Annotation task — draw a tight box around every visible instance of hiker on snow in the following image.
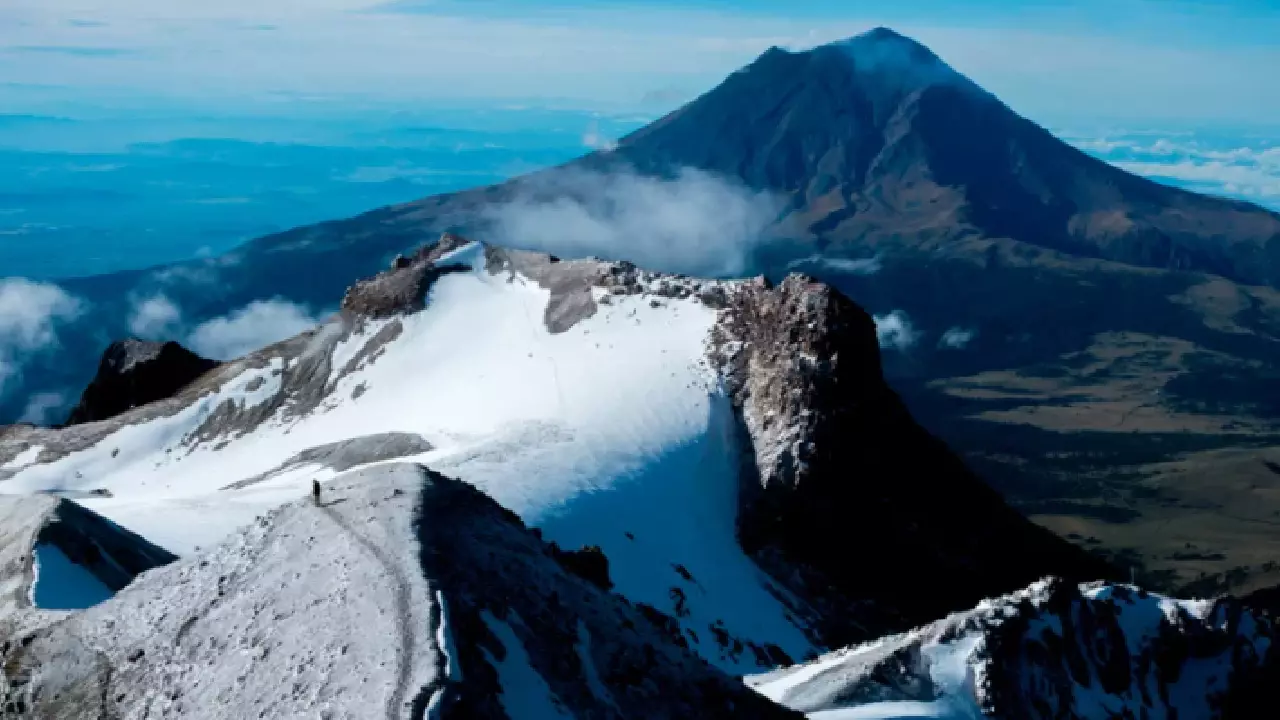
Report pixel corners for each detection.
[312,479,321,505]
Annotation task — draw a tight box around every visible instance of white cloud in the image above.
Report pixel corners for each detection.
[18,391,70,425]
[480,166,782,277]
[938,326,975,349]
[0,278,84,352]
[186,299,323,361]
[873,310,917,351]
[582,119,618,151]
[128,294,183,339]
[147,254,241,287]
[785,254,882,276]
[0,278,83,396]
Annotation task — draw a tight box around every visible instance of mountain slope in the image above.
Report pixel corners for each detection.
[1,235,1108,671]
[711,274,1112,639]
[748,578,1276,720]
[1,464,800,719]
[608,28,1280,286]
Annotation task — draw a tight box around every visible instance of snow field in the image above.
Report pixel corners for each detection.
[5,242,814,672]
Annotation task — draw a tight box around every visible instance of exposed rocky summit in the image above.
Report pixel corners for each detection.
[712,273,1116,644]
[340,231,473,317]
[3,235,1114,652]
[63,339,218,427]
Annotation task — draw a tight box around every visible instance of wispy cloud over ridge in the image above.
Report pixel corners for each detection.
[479,165,781,277]
[18,391,69,425]
[128,294,183,340]
[785,254,882,276]
[187,299,323,361]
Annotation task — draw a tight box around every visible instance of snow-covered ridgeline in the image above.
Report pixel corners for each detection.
[0,241,814,673]
[1,464,799,720]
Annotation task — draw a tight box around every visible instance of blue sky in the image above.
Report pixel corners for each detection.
[2,0,1279,128]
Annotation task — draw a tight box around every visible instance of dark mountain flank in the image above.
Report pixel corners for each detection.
[611,28,1280,285]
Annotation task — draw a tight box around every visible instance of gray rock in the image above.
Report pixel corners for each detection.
[0,464,801,719]
[222,432,434,490]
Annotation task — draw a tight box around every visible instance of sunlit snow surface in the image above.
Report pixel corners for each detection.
[3,242,814,672]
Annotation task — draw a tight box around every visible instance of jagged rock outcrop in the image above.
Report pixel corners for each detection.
[340,232,473,317]
[711,274,1116,645]
[748,577,1277,719]
[221,432,434,490]
[0,464,801,719]
[63,339,219,427]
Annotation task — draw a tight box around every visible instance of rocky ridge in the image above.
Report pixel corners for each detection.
[0,493,174,628]
[0,234,1113,647]
[749,577,1277,719]
[0,233,1272,718]
[711,273,1115,644]
[0,464,800,719]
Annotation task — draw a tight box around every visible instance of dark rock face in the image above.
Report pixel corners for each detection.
[710,274,1116,645]
[755,577,1277,719]
[547,543,613,591]
[981,581,1275,719]
[409,468,803,719]
[64,339,218,427]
